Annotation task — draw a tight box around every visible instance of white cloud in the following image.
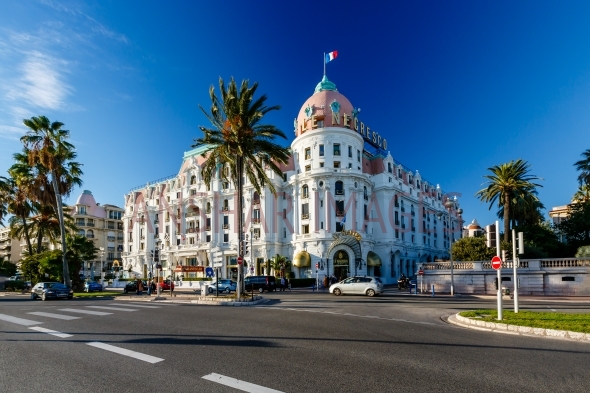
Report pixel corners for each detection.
[6,51,72,111]
[0,125,24,141]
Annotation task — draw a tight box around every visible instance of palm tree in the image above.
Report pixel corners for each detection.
[574,149,590,186]
[28,203,77,253]
[194,78,290,298]
[0,176,35,255]
[572,184,590,203]
[20,116,83,287]
[268,254,291,277]
[476,159,542,242]
[496,191,545,227]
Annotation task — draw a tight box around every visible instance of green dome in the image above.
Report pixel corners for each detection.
[314,75,337,93]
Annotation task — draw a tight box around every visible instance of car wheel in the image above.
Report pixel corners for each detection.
[225,288,230,294]
[31,293,36,300]
[258,288,264,293]
[123,288,128,294]
[333,288,342,296]
[367,289,376,297]
[99,288,103,292]
[41,293,47,301]
[208,287,213,294]
[67,295,73,300]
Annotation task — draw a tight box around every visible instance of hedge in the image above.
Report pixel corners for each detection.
[4,280,25,291]
[287,278,317,288]
[179,277,212,282]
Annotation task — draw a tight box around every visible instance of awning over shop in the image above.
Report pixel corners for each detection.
[367,251,382,266]
[293,251,311,267]
[174,266,205,273]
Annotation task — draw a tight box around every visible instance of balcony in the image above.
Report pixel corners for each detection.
[107,225,115,230]
[252,199,260,206]
[222,207,229,211]
[253,218,261,224]
[336,211,345,217]
[223,224,229,229]
[107,236,116,241]
[117,237,124,242]
[186,228,197,233]
[86,234,94,239]
[107,247,115,251]
[206,208,211,214]
[205,226,211,231]
[75,221,85,226]
[301,194,309,199]
[86,222,95,227]
[301,213,309,219]
[335,190,345,195]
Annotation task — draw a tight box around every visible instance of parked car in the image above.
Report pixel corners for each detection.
[208,279,237,294]
[159,280,175,291]
[84,281,103,292]
[123,280,148,294]
[329,276,383,297]
[244,275,276,293]
[31,282,73,301]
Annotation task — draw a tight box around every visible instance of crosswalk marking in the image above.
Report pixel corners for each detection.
[108,303,161,309]
[0,313,43,326]
[59,308,112,316]
[128,302,177,306]
[28,312,81,320]
[86,306,138,312]
[202,373,284,393]
[29,326,73,338]
[86,342,164,363]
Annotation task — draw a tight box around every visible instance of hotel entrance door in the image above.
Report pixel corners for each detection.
[332,250,350,281]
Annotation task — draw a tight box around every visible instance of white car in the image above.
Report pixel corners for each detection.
[329,276,384,297]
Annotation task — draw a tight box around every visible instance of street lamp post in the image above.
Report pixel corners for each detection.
[99,247,105,288]
[439,198,462,296]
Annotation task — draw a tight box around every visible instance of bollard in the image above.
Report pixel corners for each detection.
[431,284,435,297]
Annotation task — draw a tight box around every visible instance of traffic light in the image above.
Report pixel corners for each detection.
[486,224,496,248]
[242,234,249,256]
[493,277,499,290]
[150,250,154,259]
[154,249,159,262]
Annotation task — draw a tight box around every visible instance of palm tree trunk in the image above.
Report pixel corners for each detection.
[37,228,43,254]
[21,214,33,256]
[503,192,511,243]
[51,172,70,287]
[236,156,244,299]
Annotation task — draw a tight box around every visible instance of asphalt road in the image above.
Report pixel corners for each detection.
[1,291,590,393]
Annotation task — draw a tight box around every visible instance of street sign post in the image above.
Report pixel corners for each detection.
[491,255,502,270]
[213,262,223,268]
[418,269,424,293]
[315,262,319,269]
[237,257,243,265]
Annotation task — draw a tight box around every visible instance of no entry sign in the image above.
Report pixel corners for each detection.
[491,256,502,270]
[237,257,243,265]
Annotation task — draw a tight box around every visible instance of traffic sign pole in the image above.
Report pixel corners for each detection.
[496,220,503,321]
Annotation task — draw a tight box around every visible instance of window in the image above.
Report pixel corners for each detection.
[206,202,211,214]
[333,144,341,156]
[283,173,287,181]
[190,175,196,185]
[301,203,309,219]
[321,221,324,229]
[206,218,211,230]
[319,162,324,167]
[357,150,361,162]
[223,199,229,211]
[305,147,311,160]
[222,181,229,190]
[395,229,399,239]
[176,192,180,199]
[302,184,309,199]
[223,233,229,242]
[319,144,324,157]
[334,161,340,168]
[190,189,196,195]
[363,186,368,200]
[305,165,311,172]
[206,234,211,242]
[335,181,344,195]
[348,163,352,169]
[302,224,309,234]
[78,206,87,214]
[206,184,211,191]
[223,215,229,229]
[348,146,353,158]
[283,228,286,238]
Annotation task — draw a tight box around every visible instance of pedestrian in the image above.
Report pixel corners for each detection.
[136,279,140,295]
[280,276,286,291]
[287,278,292,291]
[138,279,143,296]
[147,279,152,296]
[323,275,329,290]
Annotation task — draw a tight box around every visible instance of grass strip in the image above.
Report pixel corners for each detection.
[73,292,124,298]
[459,309,590,333]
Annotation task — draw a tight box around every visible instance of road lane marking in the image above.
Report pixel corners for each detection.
[86,306,138,312]
[108,303,161,309]
[202,373,284,393]
[29,326,73,338]
[28,312,81,320]
[59,308,112,316]
[86,342,163,363]
[0,313,43,326]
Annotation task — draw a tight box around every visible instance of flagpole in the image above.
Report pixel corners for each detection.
[323,52,326,76]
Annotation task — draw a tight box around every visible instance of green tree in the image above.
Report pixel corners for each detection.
[572,184,590,203]
[0,256,18,277]
[20,250,63,285]
[557,200,590,251]
[574,149,590,186]
[194,78,290,297]
[20,116,83,287]
[66,234,98,290]
[268,254,291,277]
[476,159,542,242]
[451,237,496,261]
[0,175,35,255]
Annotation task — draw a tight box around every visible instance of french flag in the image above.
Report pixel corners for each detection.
[325,51,338,63]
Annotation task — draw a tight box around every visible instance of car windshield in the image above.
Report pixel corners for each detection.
[48,283,67,289]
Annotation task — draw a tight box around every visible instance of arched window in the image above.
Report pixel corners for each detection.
[388,162,392,173]
[206,202,211,214]
[335,181,344,196]
[190,175,196,185]
[394,194,398,207]
[78,229,85,236]
[86,229,94,239]
[253,191,260,204]
[223,199,229,211]
[302,185,309,199]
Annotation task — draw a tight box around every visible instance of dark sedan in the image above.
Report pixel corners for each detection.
[123,280,147,294]
[84,281,103,292]
[31,282,73,301]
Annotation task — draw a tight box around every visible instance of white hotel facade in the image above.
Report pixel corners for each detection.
[122,76,462,284]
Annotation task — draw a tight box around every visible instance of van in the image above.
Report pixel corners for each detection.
[244,276,277,293]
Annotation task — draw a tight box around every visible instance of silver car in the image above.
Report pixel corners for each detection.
[207,279,237,294]
[329,276,383,297]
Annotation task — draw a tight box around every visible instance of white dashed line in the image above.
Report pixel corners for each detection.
[0,313,43,326]
[86,306,138,312]
[59,308,112,316]
[108,303,161,309]
[86,342,163,363]
[202,373,284,393]
[29,326,73,338]
[28,312,81,320]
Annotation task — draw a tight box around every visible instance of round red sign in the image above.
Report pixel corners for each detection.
[491,256,502,270]
[418,269,424,276]
[237,257,243,265]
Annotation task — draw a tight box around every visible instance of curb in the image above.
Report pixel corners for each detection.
[448,313,590,343]
[115,296,268,306]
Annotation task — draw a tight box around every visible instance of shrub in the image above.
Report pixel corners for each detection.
[181,277,212,282]
[4,280,25,291]
[576,246,590,258]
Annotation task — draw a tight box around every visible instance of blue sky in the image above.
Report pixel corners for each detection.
[1,0,590,229]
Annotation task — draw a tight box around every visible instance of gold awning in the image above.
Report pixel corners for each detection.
[293,251,311,267]
[367,251,382,266]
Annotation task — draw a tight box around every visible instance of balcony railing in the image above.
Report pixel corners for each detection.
[253,199,260,205]
[335,190,345,195]
[186,228,197,233]
[336,211,345,217]
[301,213,309,219]
[86,222,95,227]
[222,207,229,211]
[223,224,229,229]
[107,236,116,241]
[253,218,261,224]
[86,234,94,239]
[205,226,211,231]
